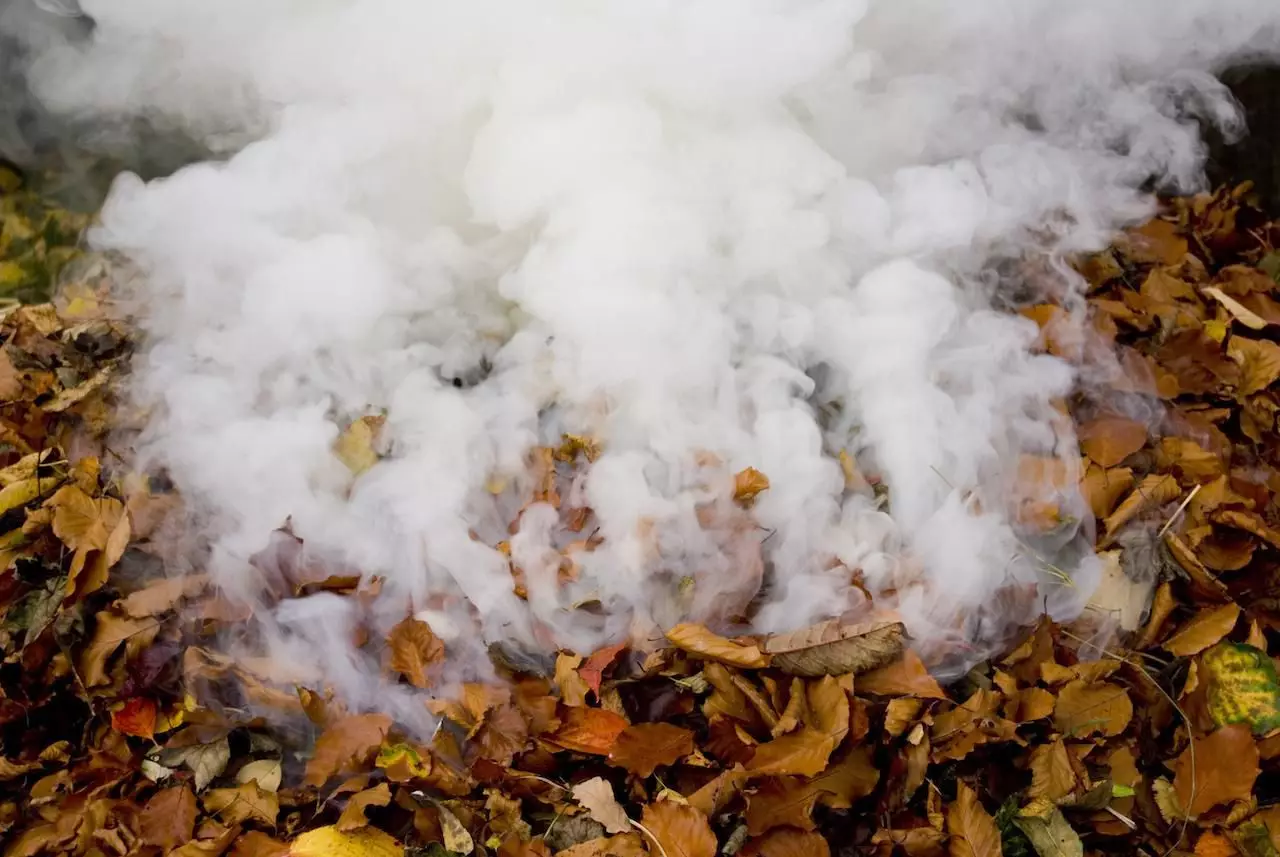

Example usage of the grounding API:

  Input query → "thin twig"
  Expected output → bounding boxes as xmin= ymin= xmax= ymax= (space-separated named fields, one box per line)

xmin=1158 ymin=484 xmax=1201 ymax=539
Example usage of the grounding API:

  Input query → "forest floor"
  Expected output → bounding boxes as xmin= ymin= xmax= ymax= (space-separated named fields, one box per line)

xmin=2 ymin=167 xmax=1280 ymax=857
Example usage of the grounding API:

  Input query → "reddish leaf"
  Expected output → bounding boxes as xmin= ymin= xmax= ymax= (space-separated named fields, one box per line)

xmin=550 ymin=706 xmax=629 ymax=755
xmin=140 ymin=785 xmax=197 ymax=852
xmin=111 ymin=697 xmax=158 ymax=739
xmin=1173 ymin=724 xmax=1260 ymax=817
xmin=608 ymin=723 xmax=695 ymax=777
xmin=579 ymin=642 xmax=626 ymax=695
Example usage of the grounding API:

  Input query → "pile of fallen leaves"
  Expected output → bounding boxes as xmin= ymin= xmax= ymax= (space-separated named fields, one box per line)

xmin=7 ymin=180 xmax=1280 ymax=857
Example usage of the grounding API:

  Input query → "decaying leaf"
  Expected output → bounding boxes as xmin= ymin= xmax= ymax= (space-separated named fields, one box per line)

xmin=640 ymin=801 xmax=717 ymax=857
xmin=763 ymin=617 xmax=905 ymax=677
xmin=1013 ymin=804 xmax=1083 ymax=857
xmin=203 ymin=781 xmax=279 ymax=827
xmin=948 ymin=782 xmax=1002 ymax=857
xmin=608 ymin=723 xmax=695 ymax=777
xmin=666 ymin=623 xmax=771 ymax=669
xmin=733 ymin=467 xmax=770 ymax=507
xmin=303 ymin=714 xmax=392 ymax=788
xmin=387 ymin=617 xmax=445 ymax=688
xmin=1172 ymin=724 xmax=1259 ymax=817
xmin=1052 ymin=681 xmax=1132 ymax=738
xmin=1200 ymin=642 xmax=1280 ymax=734
xmin=337 ymin=784 xmax=391 ymax=832
xmin=140 ymin=786 xmax=198 ymax=851
xmin=571 ymin=777 xmax=632 ymax=835
xmin=1163 ymin=603 xmax=1241 ymax=657
xmin=857 ymin=650 xmax=946 ymax=699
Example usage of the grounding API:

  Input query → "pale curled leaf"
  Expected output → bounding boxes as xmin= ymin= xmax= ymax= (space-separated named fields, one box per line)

xmin=763 ymin=618 xmax=905 ymax=677
xmin=665 ymin=623 xmax=770 ymax=669
xmin=572 ymin=776 xmax=632 ymax=835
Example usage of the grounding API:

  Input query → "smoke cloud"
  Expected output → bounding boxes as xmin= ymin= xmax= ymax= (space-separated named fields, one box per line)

xmin=16 ymin=1 xmax=1280 ymax=694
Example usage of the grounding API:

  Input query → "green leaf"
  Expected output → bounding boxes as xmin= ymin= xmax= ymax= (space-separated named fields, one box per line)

xmin=1202 ymin=642 xmax=1280 ymax=735
xmin=1110 ymin=784 xmax=1135 ymax=799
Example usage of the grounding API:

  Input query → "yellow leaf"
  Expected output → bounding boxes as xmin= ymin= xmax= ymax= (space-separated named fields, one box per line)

xmin=1163 ymin=604 xmax=1241 ymax=657
xmin=666 ymin=623 xmax=770 ymax=669
xmin=1103 ymin=473 xmax=1179 ymax=538
xmin=732 ymin=467 xmax=770 ymax=507
xmin=947 ymin=781 xmax=1003 ymax=857
xmin=1203 ymin=286 xmax=1269 ymax=330
xmin=334 ymin=415 xmax=385 ymax=476
xmin=288 ymin=826 xmax=402 ymax=857
xmin=1228 ymin=337 xmax=1280 ymax=395
xmin=1052 ymin=681 xmax=1132 ymax=738
xmin=0 ymin=476 xmax=51 ymax=516
xmin=202 ymin=781 xmax=279 ymax=826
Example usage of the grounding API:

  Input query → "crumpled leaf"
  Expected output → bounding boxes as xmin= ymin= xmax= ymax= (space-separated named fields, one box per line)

xmin=334 ymin=415 xmax=385 ymax=476
xmin=303 ymin=714 xmax=392 ymax=788
xmin=1163 ymin=603 xmax=1241 ymax=657
xmin=236 ymin=759 xmax=283 ymax=793
xmin=1103 ymin=473 xmax=1180 ymax=538
xmin=49 ymin=483 xmax=130 ymax=596
xmin=732 ymin=467 xmax=770 ymax=507
xmin=666 ymin=623 xmax=770 ymax=669
xmin=160 ymin=737 xmax=232 ymax=792
xmin=430 ymin=798 xmax=475 ymax=854
xmin=571 ymin=777 xmax=632 ymax=835
xmin=1028 ymin=739 xmax=1077 ymax=802
xmin=947 ymin=782 xmax=1002 ymax=857
xmin=337 ymin=783 xmax=390 ymax=832
xmin=388 ymin=617 xmax=445 ymax=688
xmin=763 ymin=617 xmax=905 ymax=677
xmin=203 ymin=781 xmax=279 ymax=827
xmin=608 ymin=723 xmax=695 ymax=777
xmin=639 ymin=801 xmax=716 ymax=857
xmin=1173 ymin=724 xmax=1259 ymax=817
xmin=1200 ymin=642 xmax=1280 ymax=734
xmin=1229 ymin=336 xmax=1280 ymax=394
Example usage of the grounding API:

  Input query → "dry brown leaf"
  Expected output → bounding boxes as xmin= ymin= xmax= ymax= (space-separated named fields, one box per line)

xmin=49 ymin=484 xmax=130 ymax=596
xmin=119 ymin=573 xmax=210 ymax=618
xmin=947 ymin=782 xmax=1002 ymax=857
xmin=387 ymin=617 xmax=445 ymax=688
xmin=745 ymin=728 xmax=837 ymax=777
xmin=810 ymin=746 xmax=880 ymax=809
xmin=1052 ymin=680 xmax=1132 ymax=738
xmin=608 ymin=722 xmax=695 ymax=777
xmin=733 ymin=467 xmax=771 ymax=507
xmin=885 ymin=698 xmax=924 ymax=737
xmin=229 ymin=832 xmax=290 ymax=857
xmin=805 ymin=675 xmax=850 ymax=745
xmin=79 ymin=610 xmax=156 ymax=687
xmin=1173 ymin=724 xmax=1259 ymax=817
xmin=666 ymin=623 xmax=771 ymax=669
xmin=140 ymin=785 xmax=198 ymax=852
xmin=1081 ymin=465 xmax=1134 ymax=520
xmin=744 ymin=777 xmax=820 ymax=835
xmin=337 ymin=783 xmax=391 ymax=832
xmin=1103 ymin=473 xmax=1180 ymax=538
xmin=1204 ymin=286 xmax=1270 ymax=329
xmin=571 ymin=777 xmax=632 ymax=835
xmin=763 ymin=617 xmax=904 ymax=677
xmin=203 ymin=781 xmax=279 ymax=827
xmin=1079 ymin=416 xmax=1148 ymax=467
xmin=1228 ymin=337 xmax=1280 ymax=394
xmin=1163 ymin=603 xmax=1241 ymax=657
xmin=551 ymin=706 xmax=629 ymax=755
xmin=555 ymin=653 xmax=591 ymax=706
xmin=640 ymin=801 xmax=716 ymax=857
xmin=553 ymin=835 xmax=646 ymax=857
xmin=1028 ymin=739 xmax=1078 ymax=801
xmin=857 ymin=650 xmax=946 ymax=699
xmin=302 ymin=713 xmax=392 ymax=788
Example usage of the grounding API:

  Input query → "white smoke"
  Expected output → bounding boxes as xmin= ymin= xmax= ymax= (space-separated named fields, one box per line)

xmin=19 ymin=1 xmax=1280 ymax=686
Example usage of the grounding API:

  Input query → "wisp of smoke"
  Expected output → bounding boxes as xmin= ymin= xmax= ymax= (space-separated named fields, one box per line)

xmin=14 ymin=0 xmax=1280 ymax=709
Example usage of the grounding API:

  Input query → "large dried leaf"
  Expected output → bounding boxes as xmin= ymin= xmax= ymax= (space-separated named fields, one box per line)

xmin=810 ymin=746 xmax=880 ymax=808
xmin=746 ymin=728 xmax=837 ymax=777
xmin=387 ymin=617 xmax=445 ymax=689
xmin=303 ymin=714 xmax=392 ymax=788
xmin=1079 ymin=416 xmax=1147 ymax=467
xmin=744 ymin=777 xmax=820 ymax=835
xmin=1163 ymin=603 xmax=1241 ymax=657
xmin=608 ymin=722 xmax=694 ymax=777
xmin=665 ymin=623 xmax=771 ymax=669
xmin=289 ymin=826 xmax=402 ymax=857
xmin=139 ymin=785 xmax=197 ymax=851
xmin=337 ymin=783 xmax=391 ymax=832
xmin=1028 ymin=739 xmax=1078 ymax=801
xmin=1228 ymin=337 xmax=1280 ymax=394
xmin=1172 ymin=724 xmax=1259 ymax=817
xmin=763 ymin=618 xmax=904 ymax=677
xmin=639 ymin=801 xmax=716 ymax=857
xmin=1052 ymin=681 xmax=1132 ymax=738
xmin=947 ymin=782 xmax=1002 ymax=857
xmin=1102 ymin=473 xmax=1180 ymax=538
xmin=856 ymin=650 xmax=945 ymax=699
xmin=160 ymin=738 xmax=232 ymax=792
xmin=571 ymin=777 xmax=632 ymax=835
xmin=752 ymin=829 xmax=832 ymax=857
xmin=203 ymin=781 xmax=279 ymax=827
xmin=1013 ymin=805 xmax=1082 ymax=857
xmin=551 ymin=706 xmax=629 ymax=755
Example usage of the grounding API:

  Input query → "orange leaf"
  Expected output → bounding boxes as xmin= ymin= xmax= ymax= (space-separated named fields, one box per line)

xmin=746 ymin=728 xmax=836 ymax=777
xmin=1163 ymin=604 xmax=1241 ymax=657
xmin=1103 ymin=473 xmax=1180 ymax=538
xmin=203 ymin=781 xmax=279 ymax=827
xmin=1194 ymin=831 xmax=1240 ymax=857
xmin=947 ymin=782 xmax=1002 ymax=857
xmin=303 ymin=713 xmax=392 ymax=788
xmin=229 ymin=832 xmax=290 ymax=857
xmin=1173 ymin=724 xmax=1259 ymax=817
xmin=751 ymin=829 xmax=831 ymax=857
xmin=337 ymin=783 xmax=391 ymax=832
xmin=387 ymin=618 xmax=445 ymax=689
xmin=551 ymin=706 xmax=628 ymax=755
xmin=608 ymin=722 xmax=695 ymax=777
xmin=1079 ymin=416 xmax=1147 ymax=467
xmin=640 ymin=801 xmax=717 ymax=857
xmin=744 ymin=777 xmax=819 ymax=835
xmin=733 ymin=467 xmax=770 ymax=507
xmin=139 ymin=786 xmax=197 ymax=852
xmin=666 ymin=623 xmax=771 ymax=669
xmin=112 ymin=697 xmax=158 ymax=739
xmin=810 ymin=745 xmax=880 ymax=809
xmin=856 ymin=650 xmax=945 ymax=699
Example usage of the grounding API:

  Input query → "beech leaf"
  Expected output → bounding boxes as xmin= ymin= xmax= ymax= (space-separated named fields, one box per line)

xmin=947 ymin=782 xmax=1002 ymax=857
xmin=571 ymin=776 xmax=632 ymax=835
xmin=665 ymin=623 xmax=771 ymax=669
xmin=1163 ymin=603 xmax=1241 ymax=657
xmin=639 ymin=801 xmax=717 ymax=857
xmin=387 ymin=617 xmax=445 ymax=688
xmin=763 ymin=617 xmax=905 ymax=677
xmin=857 ymin=650 xmax=946 ymax=699
xmin=608 ymin=722 xmax=695 ymax=777
xmin=303 ymin=713 xmax=392 ymax=788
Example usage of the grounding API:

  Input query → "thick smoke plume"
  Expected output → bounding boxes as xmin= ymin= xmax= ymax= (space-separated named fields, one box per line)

xmin=15 ymin=1 xmax=1280 ymax=703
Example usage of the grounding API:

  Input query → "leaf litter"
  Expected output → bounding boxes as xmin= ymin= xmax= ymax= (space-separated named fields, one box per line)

xmin=7 ymin=181 xmax=1280 ymax=857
